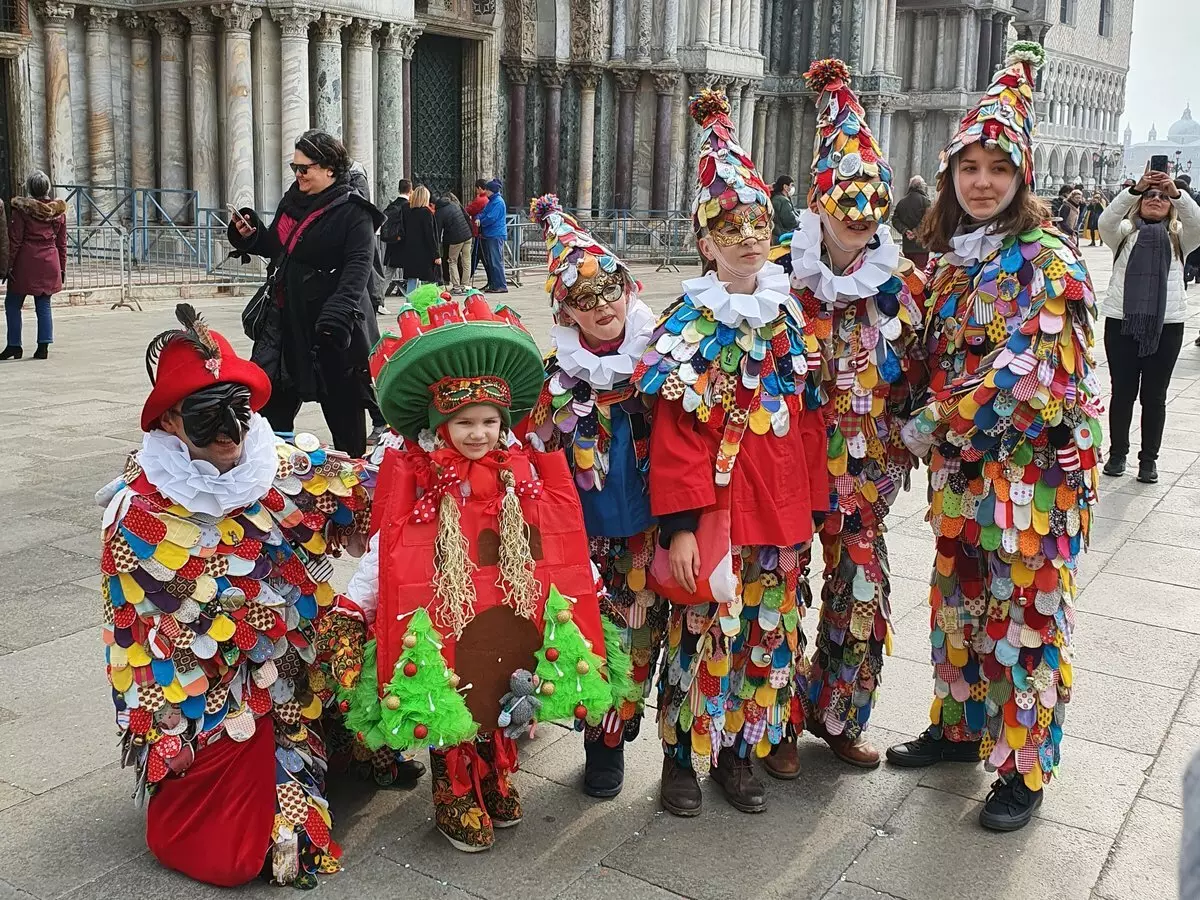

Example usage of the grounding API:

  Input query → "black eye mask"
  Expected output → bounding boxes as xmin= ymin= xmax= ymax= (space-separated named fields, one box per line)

xmin=178 ymin=383 xmax=252 ymax=447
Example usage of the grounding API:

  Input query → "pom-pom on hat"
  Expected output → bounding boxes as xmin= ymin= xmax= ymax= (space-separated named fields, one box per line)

xmin=805 ymin=58 xmax=893 ymax=223
xmin=939 ymin=41 xmax=1046 ymax=186
xmin=689 ymin=89 xmax=770 ymax=233
xmin=140 ymin=303 xmax=271 ymax=431
xmin=530 ymin=194 xmax=631 ymax=315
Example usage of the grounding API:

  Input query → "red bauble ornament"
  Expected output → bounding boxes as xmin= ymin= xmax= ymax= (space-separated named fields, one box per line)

xmin=356 ymin=731 xmax=365 ymax=742
xmin=404 ymin=662 xmax=418 ymax=677
xmin=339 ymin=700 xmax=350 ymax=713
xmin=574 ymin=704 xmax=588 ymax=719
xmin=546 ymin=648 xmax=560 ymax=662
xmin=413 ymin=724 xmax=429 ymax=739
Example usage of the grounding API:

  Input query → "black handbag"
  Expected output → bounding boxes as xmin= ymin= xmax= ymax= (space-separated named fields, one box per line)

xmin=242 ymin=266 xmax=278 ymax=341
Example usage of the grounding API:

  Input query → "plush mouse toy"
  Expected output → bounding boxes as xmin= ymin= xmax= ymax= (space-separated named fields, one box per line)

xmin=497 ymin=669 xmax=542 ymax=738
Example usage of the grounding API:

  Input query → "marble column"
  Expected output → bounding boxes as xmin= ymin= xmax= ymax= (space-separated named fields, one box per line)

xmin=880 ymin=103 xmax=893 ymax=154
xmin=664 ymin=0 xmax=680 ymax=57
xmin=636 ymin=0 xmax=652 ymax=61
xmin=727 ymin=79 xmax=744 ymax=132
xmin=152 ymin=12 xmax=189 ymax=211
xmin=38 ymin=1 xmax=74 ymax=191
xmin=789 ymin=96 xmax=806 ymax=178
xmin=910 ymin=110 xmax=927 ymax=183
xmin=763 ymin=97 xmax=779 ymax=179
xmin=272 ymin=7 xmax=317 ymax=195
xmin=377 ymin=24 xmax=405 ymax=200
xmin=313 ymin=13 xmax=349 ymax=137
xmin=126 ymin=15 xmax=155 ymax=192
xmin=686 ymin=72 xmax=713 ymax=176
xmin=541 ymin=64 xmax=566 ymax=196
xmin=742 ymin=81 xmax=759 ymax=149
xmin=848 ymin=0 xmax=864 ymax=72
xmin=738 ymin=0 xmax=751 ymax=50
xmin=614 ymin=67 xmax=641 ymax=210
xmin=84 ymin=7 xmax=117 ymax=204
xmin=955 ymin=10 xmax=969 ymax=91
xmin=346 ymin=19 xmax=379 ymax=171
xmin=976 ymin=13 xmax=992 ymax=90
xmin=990 ymin=13 xmax=1005 ymax=77
xmin=884 ymin=0 xmax=897 ymax=74
xmin=611 ymin=0 xmax=626 ymax=58
xmin=753 ymin=95 xmax=768 ymax=169
xmin=867 ymin=101 xmax=881 ymax=136
xmin=719 ymin=0 xmax=731 ymax=46
xmin=503 ymin=61 xmax=533 ymax=206
xmin=872 ymin=0 xmax=888 ymax=73
xmin=695 ymin=0 xmax=710 ymax=46
xmin=400 ymin=27 xmax=421 ymax=177
xmin=749 ymin=0 xmax=762 ymax=53
xmin=575 ymin=67 xmax=601 ymax=211
xmin=933 ymin=11 xmax=947 ymax=89
xmin=829 ymin=0 xmax=843 ymax=58
xmin=216 ymin=3 xmax=261 ymax=211
xmin=651 ymin=69 xmax=678 ymax=213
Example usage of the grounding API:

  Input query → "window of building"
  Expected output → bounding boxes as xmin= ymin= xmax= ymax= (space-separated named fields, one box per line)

xmin=1059 ymin=0 xmax=1077 ymax=25
xmin=1099 ymin=0 xmax=1113 ymax=36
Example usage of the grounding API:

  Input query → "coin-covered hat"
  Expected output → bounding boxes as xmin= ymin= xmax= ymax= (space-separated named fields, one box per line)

xmin=804 ymin=58 xmax=893 ymax=223
xmin=689 ymin=89 xmax=771 ymax=233
xmin=530 ymin=193 xmax=632 ymax=316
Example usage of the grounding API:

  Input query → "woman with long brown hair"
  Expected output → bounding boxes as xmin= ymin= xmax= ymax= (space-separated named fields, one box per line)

xmin=884 ymin=43 xmax=1104 ymax=833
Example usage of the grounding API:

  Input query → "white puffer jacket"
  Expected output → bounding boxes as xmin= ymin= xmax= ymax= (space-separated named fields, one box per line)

xmin=1098 ymin=188 xmax=1200 ymax=323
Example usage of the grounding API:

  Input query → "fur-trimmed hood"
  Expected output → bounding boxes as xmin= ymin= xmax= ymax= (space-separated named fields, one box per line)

xmin=11 ymin=196 xmax=67 ymax=221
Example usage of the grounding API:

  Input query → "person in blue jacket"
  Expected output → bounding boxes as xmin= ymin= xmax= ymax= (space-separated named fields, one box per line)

xmin=475 ymin=179 xmax=509 ymax=293
xmin=526 ymin=194 xmax=666 ymax=798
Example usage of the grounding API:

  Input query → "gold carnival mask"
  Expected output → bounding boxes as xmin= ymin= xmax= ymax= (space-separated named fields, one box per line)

xmin=708 ymin=204 xmax=772 ymax=246
xmin=563 ymin=271 xmax=626 ymax=312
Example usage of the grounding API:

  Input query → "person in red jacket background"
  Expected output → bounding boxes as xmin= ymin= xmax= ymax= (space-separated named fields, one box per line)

xmin=465 ymin=179 xmax=490 ymax=286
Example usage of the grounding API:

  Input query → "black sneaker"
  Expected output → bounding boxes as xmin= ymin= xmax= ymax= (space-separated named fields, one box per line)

xmin=1137 ymin=460 xmax=1158 ymax=484
xmin=885 ymin=727 xmax=981 ymax=768
xmin=583 ymin=739 xmax=625 ymax=799
xmin=1102 ymin=454 xmax=1127 ymax=477
xmin=979 ymin=775 xmax=1043 ymax=831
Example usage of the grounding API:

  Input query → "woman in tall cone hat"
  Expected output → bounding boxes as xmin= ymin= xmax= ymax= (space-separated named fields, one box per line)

xmin=634 ymin=90 xmax=828 ymax=816
xmin=884 ymin=42 xmax=1103 ymax=832
xmin=780 ymin=59 xmax=928 ymax=774
xmin=526 ymin=194 xmax=665 ymax=799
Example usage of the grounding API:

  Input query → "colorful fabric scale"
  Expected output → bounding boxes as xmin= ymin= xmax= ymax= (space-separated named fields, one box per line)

xmin=659 ymin=544 xmax=814 ymax=769
xmin=912 ymin=227 xmax=1101 ymax=789
xmin=100 ymin=436 xmax=372 ymax=876
xmin=689 ymin=89 xmax=771 ymax=231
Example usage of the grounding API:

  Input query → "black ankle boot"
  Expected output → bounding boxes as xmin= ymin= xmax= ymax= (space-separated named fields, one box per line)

xmin=33 ymin=343 xmax=48 ymax=359
xmin=1137 ymin=460 xmax=1158 ymax=484
xmin=0 ymin=345 xmax=20 ymax=360
xmin=1102 ymin=454 xmax=1126 ymax=477
xmin=979 ymin=775 xmax=1043 ymax=831
xmin=885 ymin=727 xmax=981 ymax=768
xmin=583 ymin=739 xmax=625 ymax=799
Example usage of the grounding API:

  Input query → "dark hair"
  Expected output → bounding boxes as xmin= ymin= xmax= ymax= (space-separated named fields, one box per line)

xmin=1058 ymin=185 xmax=1072 ymax=197
xmin=397 ymin=178 xmax=412 ymax=194
xmin=1176 ymin=176 xmax=1192 ymax=189
xmin=475 ymin=178 xmax=489 ymax=191
xmin=772 ymin=175 xmax=794 ymax=194
xmin=919 ymin=176 xmax=1051 ymax=254
xmin=294 ymin=129 xmax=349 ymax=179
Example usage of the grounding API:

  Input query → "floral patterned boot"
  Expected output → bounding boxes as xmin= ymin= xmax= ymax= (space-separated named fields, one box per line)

xmin=477 ymin=732 xmax=522 ymax=828
xmin=429 ymin=744 xmax=494 ymax=852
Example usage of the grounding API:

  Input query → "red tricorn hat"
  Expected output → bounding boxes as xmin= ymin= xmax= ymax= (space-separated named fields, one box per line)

xmin=140 ymin=303 xmax=271 ymax=431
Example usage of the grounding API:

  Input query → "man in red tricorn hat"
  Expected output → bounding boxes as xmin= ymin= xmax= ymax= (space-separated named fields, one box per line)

xmin=97 ymin=304 xmax=376 ymax=887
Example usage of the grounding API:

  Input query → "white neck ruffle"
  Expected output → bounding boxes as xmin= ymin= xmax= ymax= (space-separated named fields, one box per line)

xmin=681 ymin=261 xmax=790 ymax=328
xmin=946 ymin=225 xmax=1006 ymax=266
xmin=789 ymin=209 xmax=900 ymax=305
xmin=550 ymin=296 xmax=656 ymax=390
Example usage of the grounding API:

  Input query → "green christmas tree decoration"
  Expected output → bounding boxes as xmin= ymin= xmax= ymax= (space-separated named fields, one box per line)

xmin=377 ymin=608 xmax=477 ymax=750
xmin=338 ymin=638 xmax=389 ymax=750
xmin=601 ymin=616 xmax=640 ymax=711
xmin=533 ymin=586 xmax=610 ymax=725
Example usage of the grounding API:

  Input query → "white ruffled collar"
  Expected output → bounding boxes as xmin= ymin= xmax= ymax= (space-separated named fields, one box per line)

xmin=788 ymin=209 xmax=900 ymax=306
xmin=550 ymin=297 xmax=655 ymax=390
xmin=946 ymin=225 xmax=1006 ymax=266
xmin=136 ymin=414 xmax=280 ymax=517
xmin=681 ymin=262 xmax=791 ymax=328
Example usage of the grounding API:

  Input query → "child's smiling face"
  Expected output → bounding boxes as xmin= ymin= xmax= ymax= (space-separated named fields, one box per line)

xmin=446 ymin=403 xmax=503 ymax=459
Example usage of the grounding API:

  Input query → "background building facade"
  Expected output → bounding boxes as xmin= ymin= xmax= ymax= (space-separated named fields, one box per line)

xmin=1123 ymin=108 xmax=1200 ymax=184
xmin=0 ymin=0 xmax=1134 ymax=221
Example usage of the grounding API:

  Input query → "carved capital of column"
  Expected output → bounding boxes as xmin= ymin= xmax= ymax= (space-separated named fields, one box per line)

xmin=85 ymin=7 xmax=117 ymax=31
xmin=349 ymin=19 xmax=380 ymax=47
xmin=399 ymin=24 xmax=423 ymax=58
xmin=574 ymin=64 xmax=603 ymax=91
xmin=759 ymin=94 xmax=776 ymax=113
xmin=213 ymin=3 xmax=260 ymax=34
xmin=613 ymin=65 xmax=643 ymax=93
xmin=540 ymin=62 xmax=568 ymax=88
xmin=686 ymin=71 xmax=716 ymax=94
xmin=124 ymin=12 xmax=150 ymax=38
xmin=314 ymin=11 xmax=350 ymax=43
xmin=652 ymin=67 xmax=679 ymax=95
xmin=379 ymin=21 xmax=404 ymax=51
xmin=745 ymin=79 xmax=762 ymax=95
xmin=150 ymin=10 xmax=185 ymax=38
xmin=271 ymin=6 xmax=318 ymax=38
xmin=789 ymin=94 xmax=808 ymax=114
xmin=36 ymin=1 xmax=74 ymax=24
xmin=180 ymin=7 xmax=216 ymax=35
xmin=910 ymin=109 xmax=927 ymax=123
xmin=502 ymin=58 xmax=535 ymax=86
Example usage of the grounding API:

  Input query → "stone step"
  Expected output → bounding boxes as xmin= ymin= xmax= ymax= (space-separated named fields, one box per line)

xmin=56 ymin=282 xmax=258 ymax=308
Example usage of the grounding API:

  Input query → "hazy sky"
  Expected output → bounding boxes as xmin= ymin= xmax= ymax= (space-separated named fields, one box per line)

xmin=1121 ymin=0 xmax=1199 ymax=141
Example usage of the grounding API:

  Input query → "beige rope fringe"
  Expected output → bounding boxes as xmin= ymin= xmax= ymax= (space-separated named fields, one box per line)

xmin=432 ymin=491 xmax=477 ymax=637
xmin=497 ymin=469 xmax=539 ymax=621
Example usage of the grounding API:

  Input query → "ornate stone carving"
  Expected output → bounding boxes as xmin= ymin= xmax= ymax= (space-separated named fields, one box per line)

xmin=502 ymin=59 xmax=535 ymax=86
xmin=505 ymin=0 xmax=537 ymax=60
xmin=789 ymin=93 xmax=807 ymax=112
xmin=85 ymin=7 xmax=117 ymax=31
xmin=124 ymin=13 xmax=150 ymax=38
xmin=686 ymin=71 xmax=716 ymax=93
xmin=652 ymin=68 xmax=679 ymax=95
xmin=379 ymin=21 xmax=405 ymax=52
xmin=213 ymin=3 xmax=260 ymax=33
xmin=150 ymin=11 xmax=185 ymax=38
xmin=271 ymin=6 xmax=318 ymax=38
xmin=574 ymin=64 xmax=603 ymax=92
xmin=613 ymin=66 xmax=643 ymax=92
xmin=910 ymin=109 xmax=927 ymax=122
xmin=314 ymin=11 xmax=350 ymax=42
xmin=399 ymin=24 xmax=422 ymax=58
xmin=473 ymin=0 xmax=497 ymax=25
xmin=569 ymin=0 xmax=605 ymax=63
xmin=180 ymin=7 xmax=216 ymax=35
xmin=540 ymin=62 xmax=568 ymax=88
xmin=348 ymin=19 xmax=380 ymax=47
xmin=36 ymin=1 xmax=73 ymax=23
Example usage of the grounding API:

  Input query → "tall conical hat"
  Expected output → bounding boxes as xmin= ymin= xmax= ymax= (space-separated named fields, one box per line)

xmin=939 ymin=41 xmax=1046 ymax=186
xmin=529 ymin=194 xmax=631 ymax=315
xmin=804 ymin=58 xmax=893 ymax=222
xmin=689 ymin=89 xmax=770 ymax=232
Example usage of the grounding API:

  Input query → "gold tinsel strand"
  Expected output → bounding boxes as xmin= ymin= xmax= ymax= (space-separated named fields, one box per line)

xmin=496 ymin=469 xmax=539 ymax=621
xmin=431 ymin=492 xmax=477 ymax=637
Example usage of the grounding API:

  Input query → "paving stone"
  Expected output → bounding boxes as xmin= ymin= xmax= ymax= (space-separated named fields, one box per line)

xmin=0 ymin=782 xmax=32 ymax=813
xmin=0 ymin=881 xmax=39 ymax=900
xmin=1070 ymin=611 xmax=1200 ymax=688
xmin=1180 ymin=679 xmax=1200 ymax=727
xmin=1088 ymin=491 xmax=1158 ymax=523
xmin=851 ymin=787 xmax=1112 ymax=900
xmin=1075 ymin=551 xmax=1111 ymax=591
xmin=1140 ymin=721 xmax=1200 ymax=810
xmin=0 ymin=697 xmax=119 ymax=795
xmin=1105 ymin=470 xmax=1179 ymax=499
xmin=0 ymin=581 xmax=105 ymax=652
xmin=560 ymin=866 xmax=687 ymax=899
xmin=0 ymin=628 xmax=108 ymax=716
xmin=1082 ymin=516 xmax=1139 ymax=555
xmin=1126 ymin=510 xmax=1200 ymax=551
xmin=1107 ymin=540 xmax=1200 ymax=588
xmin=866 ymin=655 xmax=936 ymax=739
xmin=0 ymin=515 xmax=88 ymax=557
xmin=1076 ymin=572 xmax=1200 ymax=634
xmin=822 ymin=882 xmax=911 ymax=900
xmin=0 ymin=545 xmax=100 ymax=601
xmin=1093 ymin=798 xmax=1181 ymax=900
xmin=874 ymin=533 xmax=935 ymax=582
xmin=1065 ymin=668 xmax=1181 ymax=754
xmin=882 ymin=575 xmax=929 ymax=622
xmin=1154 ymin=485 xmax=1200 ymax=517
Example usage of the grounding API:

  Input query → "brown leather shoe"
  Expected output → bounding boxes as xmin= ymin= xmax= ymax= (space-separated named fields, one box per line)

xmin=808 ymin=717 xmax=881 ymax=769
xmin=659 ymin=756 xmax=702 ymax=817
xmin=761 ymin=738 xmax=801 ymax=780
xmin=710 ymin=747 xmax=767 ymax=813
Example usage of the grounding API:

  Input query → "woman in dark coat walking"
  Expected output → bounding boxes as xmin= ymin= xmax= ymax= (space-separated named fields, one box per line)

xmin=2 ymin=170 xmax=64 ymax=360
xmin=399 ymin=185 xmax=440 ymax=291
xmin=229 ymin=129 xmax=382 ymax=457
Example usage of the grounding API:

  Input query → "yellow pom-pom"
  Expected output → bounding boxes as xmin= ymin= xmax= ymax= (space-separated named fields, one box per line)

xmin=556 ymin=609 xmax=572 ymax=624
xmin=384 ymin=695 xmax=401 ymax=711
xmin=576 ymin=660 xmax=590 ymax=675
xmin=403 ymin=634 xmax=418 ymax=649
xmin=804 ymin=57 xmax=852 ymax=92
xmin=541 ymin=681 xmax=557 ymax=696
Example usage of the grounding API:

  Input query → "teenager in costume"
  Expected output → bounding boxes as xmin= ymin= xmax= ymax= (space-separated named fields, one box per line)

xmin=776 ymin=59 xmax=927 ymax=773
xmin=884 ymin=43 xmax=1103 ymax=832
xmin=634 ymin=90 xmax=828 ymax=816
xmin=330 ymin=294 xmax=619 ymax=852
xmin=98 ymin=305 xmax=374 ymax=887
xmin=526 ymin=194 xmax=664 ymax=798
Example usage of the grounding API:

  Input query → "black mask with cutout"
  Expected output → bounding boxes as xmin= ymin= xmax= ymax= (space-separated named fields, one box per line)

xmin=178 ymin=383 xmax=252 ymax=447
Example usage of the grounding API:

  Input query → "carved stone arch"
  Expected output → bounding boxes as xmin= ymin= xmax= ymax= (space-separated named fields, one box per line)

xmin=1064 ymin=147 xmax=1078 ymax=180
xmin=1049 ymin=146 xmax=1062 ymax=181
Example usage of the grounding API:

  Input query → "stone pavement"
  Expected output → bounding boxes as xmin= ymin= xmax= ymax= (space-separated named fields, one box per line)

xmin=0 ymin=246 xmax=1196 ymax=900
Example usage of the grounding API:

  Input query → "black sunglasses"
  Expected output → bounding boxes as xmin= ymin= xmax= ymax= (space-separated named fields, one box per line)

xmin=1143 ymin=190 xmax=1170 ymax=201
xmin=290 ymin=162 xmax=323 ymax=175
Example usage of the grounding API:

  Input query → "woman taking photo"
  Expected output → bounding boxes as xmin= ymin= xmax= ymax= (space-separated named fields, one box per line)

xmin=2 ymin=171 xmax=65 ymax=361
xmin=1098 ymin=167 xmax=1200 ymax=483
xmin=885 ymin=43 xmax=1104 ymax=833
xmin=400 ymin=185 xmax=441 ymax=293
xmin=229 ymin=129 xmax=381 ymax=458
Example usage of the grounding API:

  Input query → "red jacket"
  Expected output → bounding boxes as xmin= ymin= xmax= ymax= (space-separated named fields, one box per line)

xmin=8 ymin=197 xmax=67 ymax=296
xmin=465 ymin=195 xmax=488 ymax=237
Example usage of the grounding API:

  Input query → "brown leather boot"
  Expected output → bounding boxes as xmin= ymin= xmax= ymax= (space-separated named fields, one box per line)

xmin=659 ymin=755 xmax=702 ymax=817
xmin=808 ymin=717 xmax=881 ymax=769
xmin=761 ymin=737 xmax=801 ymax=780
xmin=710 ymin=746 xmax=767 ymax=813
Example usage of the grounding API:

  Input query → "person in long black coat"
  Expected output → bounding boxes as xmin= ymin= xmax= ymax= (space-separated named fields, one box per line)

xmin=229 ymin=129 xmax=382 ymax=458
xmin=398 ymin=185 xmax=441 ymax=290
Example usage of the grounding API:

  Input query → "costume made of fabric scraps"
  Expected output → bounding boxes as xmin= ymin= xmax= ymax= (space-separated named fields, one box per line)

xmin=99 ymin=305 xmax=373 ymax=888
xmin=895 ymin=44 xmax=1103 ymax=814
xmin=525 ymin=194 xmax=666 ymax=797
xmin=334 ymin=293 xmax=617 ymax=852
xmin=782 ymin=60 xmax=928 ymax=759
xmin=633 ymin=91 xmax=828 ymax=800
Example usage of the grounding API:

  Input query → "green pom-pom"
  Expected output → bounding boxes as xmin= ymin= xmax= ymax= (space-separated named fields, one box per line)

xmin=1006 ymin=40 xmax=1046 ymax=70
xmin=406 ymin=283 xmax=447 ymax=324
xmin=601 ymin=615 xmax=640 ymax=710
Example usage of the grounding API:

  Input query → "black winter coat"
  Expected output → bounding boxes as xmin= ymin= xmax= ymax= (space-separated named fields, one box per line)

xmin=892 ymin=188 xmax=931 ymax=256
xmin=434 ymin=197 xmax=473 ymax=246
xmin=400 ymin=205 xmax=440 ymax=282
xmin=380 ymin=195 xmax=409 ymax=268
xmin=230 ymin=187 xmax=384 ymax=404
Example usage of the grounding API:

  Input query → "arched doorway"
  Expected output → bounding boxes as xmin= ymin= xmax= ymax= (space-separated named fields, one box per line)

xmin=411 ymin=34 xmax=464 ymax=197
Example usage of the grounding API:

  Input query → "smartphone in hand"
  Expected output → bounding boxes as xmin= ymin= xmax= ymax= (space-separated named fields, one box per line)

xmin=1150 ymin=155 xmax=1170 ymax=173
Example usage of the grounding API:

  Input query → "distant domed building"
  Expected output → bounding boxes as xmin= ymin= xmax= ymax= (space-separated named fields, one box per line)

xmin=1123 ymin=106 xmax=1200 ymax=182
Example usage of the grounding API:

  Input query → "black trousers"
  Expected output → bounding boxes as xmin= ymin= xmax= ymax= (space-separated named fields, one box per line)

xmin=1104 ymin=317 xmax=1185 ymax=462
xmin=261 ymin=384 xmax=368 ymax=459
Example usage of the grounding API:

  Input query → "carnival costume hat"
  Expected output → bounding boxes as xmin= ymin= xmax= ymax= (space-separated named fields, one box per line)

xmin=939 ymin=40 xmax=1046 ymax=186
xmin=804 ymin=58 xmax=893 ymax=222
xmin=530 ymin=194 xmax=633 ymax=316
xmin=689 ymin=89 xmax=771 ymax=233
xmin=141 ymin=303 xmax=271 ymax=432
xmin=373 ymin=292 xmax=545 ymax=439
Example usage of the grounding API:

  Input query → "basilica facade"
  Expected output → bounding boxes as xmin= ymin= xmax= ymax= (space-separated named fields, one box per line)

xmin=1 ymin=0 xmax=1133 ymax=221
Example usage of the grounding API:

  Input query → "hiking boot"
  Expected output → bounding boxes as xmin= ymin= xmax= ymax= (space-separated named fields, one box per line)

xmin=807 ymin=717 xmax=881 ymax=769
xmin=979 ymin=775 xmax=1043 ymax=832
xmin=885 ymin=727 xmax=981 ymax=768
xmin=1137 ymin=460 xmax=1158 ymax=484
xmin=761 ymin=738 xmax=801 ymax=780
xmin=710 ymin=746 xmax=767 ymax=813
xmin=659 ymin=755 xmax=702 ymax=817
xmin=1102 ymin=454 xmax=1126 ymax=477
xmin=430 ymin=747 xmax=494 ymax=852
xmin=583 ymin=738 xmax=625 ymax=799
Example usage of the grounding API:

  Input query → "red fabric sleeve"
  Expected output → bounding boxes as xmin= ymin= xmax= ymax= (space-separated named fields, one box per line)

xmin=649 ymin=398 xmax=717 ymax=517
xmin=799 ymin=405 xmax=830 ymax=516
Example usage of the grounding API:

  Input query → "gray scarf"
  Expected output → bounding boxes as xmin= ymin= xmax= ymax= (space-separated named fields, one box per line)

xmin=1121 ymin=219 xmax=1171 ymax=357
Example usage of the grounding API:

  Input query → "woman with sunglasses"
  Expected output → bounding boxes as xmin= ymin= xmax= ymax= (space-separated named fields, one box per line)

xmin=229 ymin=129 xmax=383 ymax=458
xmin=1097 ymin=167 xmax=1200 ymax=484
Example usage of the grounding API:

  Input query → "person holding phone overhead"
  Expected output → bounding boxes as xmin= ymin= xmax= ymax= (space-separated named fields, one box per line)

xmin=228 ymin=129 xmax=382 ymax=458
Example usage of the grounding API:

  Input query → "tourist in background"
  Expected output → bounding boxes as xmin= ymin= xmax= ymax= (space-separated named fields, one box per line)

xmin=1098 ymin=168 xmax=1200 ymax=483
xmin=770 ymin=174 xmax=798 ymax=243
xmin=381 ymin=178 xmax=412 ymax=289
xmin=434 ymin=191 xmax=474 ymax=294
xmin=3 ymin=171 xmax=63 ymax=361
xmin=400 ymin=185 xmax=441 ymax=293
xmin=476 ymin=178 xmax=509 ymax=293
xmin=892 ymin=174 xmax=932 ymax=269
xmin=466 ymin=179 xmax=490 ymax=284
xmin=1083 ymin=191 xmax=1106 ymax=246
